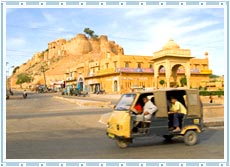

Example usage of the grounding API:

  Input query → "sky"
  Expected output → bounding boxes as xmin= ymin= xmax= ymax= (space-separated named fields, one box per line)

xmin=6 ymin=8 xmax=225 ymax=75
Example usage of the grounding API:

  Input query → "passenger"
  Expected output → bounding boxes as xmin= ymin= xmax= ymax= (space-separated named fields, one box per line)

xmin=142 ymin=96 xmax=158 ymax=121
xmin=133 ymin=96 xmax=157 ymax=128
xmin=168 ymin=96 xmax=187 ymax=132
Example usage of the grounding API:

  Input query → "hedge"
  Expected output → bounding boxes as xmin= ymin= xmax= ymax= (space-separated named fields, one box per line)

xmin=199 ymin=90 xmax=224 ymax=96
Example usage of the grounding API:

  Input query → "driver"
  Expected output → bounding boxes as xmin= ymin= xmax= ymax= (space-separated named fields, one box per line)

xmin=133 ymin=102 xmax=143 ymax=114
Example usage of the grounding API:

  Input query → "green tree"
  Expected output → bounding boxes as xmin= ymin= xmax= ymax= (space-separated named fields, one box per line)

xmin=180 ymin=77 xmax=187 ymax=87
xmin=83 ymin=28 xmax=98 ymax=39
xmin=16 ymin=73 xmax=33 ymax=88
xmin=209 ymin=74 xmax=219 ymax=78
xmin=159 ymin=79 xmax=165 ymax=87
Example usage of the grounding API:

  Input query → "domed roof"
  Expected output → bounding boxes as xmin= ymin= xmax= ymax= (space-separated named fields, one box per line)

xmin=163 ymin=38 xmax=180 ymax=50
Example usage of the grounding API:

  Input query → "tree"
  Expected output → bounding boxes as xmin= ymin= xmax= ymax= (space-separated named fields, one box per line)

xmin=209 ymin=74 xmax=219 ymax=78
xmin=83 ymin=28 xmax=98 ymax=39
xmin=180 ymin=77 xmax=187 ymax=87
xmin=39 ymin=63 xmax=49 ymax=88
xmin=159 ymin=79 xmax=165 ymax=87
xmin=16 ymin=73 xmax=33 ymax=88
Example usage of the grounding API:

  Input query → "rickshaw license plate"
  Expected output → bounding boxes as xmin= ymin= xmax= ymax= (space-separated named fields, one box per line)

xmin=108 ymin=133 xmax=115 ymax=138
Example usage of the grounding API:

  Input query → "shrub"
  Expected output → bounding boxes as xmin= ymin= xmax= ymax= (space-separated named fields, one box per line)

xmin=199 ymin=90 xmax=224 ymax=96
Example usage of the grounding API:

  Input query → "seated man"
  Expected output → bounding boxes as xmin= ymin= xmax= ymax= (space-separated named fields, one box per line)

xmin=142 ymin=96 xmax=158 ymax=121
xmin=135 ymin=96 xmax=158 ymax=122
xmin=168 ymin=96 xmax=187 ymax=132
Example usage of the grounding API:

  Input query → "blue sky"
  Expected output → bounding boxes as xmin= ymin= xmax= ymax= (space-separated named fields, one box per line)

xmin=6 ymin=8 xmax=224 ymax=75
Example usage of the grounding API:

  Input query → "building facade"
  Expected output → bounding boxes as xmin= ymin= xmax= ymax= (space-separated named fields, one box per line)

xmin=63 ymin=39 xmax=213 ymax=94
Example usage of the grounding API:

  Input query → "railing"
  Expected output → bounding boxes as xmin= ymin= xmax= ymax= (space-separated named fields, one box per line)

xmin=86 ymin=68 xmax=212 ymax=76
xmin=116 ymin=68 xmax=154 ymax=73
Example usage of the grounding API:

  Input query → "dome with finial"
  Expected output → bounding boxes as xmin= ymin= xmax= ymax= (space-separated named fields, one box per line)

xmin=162 ymin=38 xmax=180 ymax=50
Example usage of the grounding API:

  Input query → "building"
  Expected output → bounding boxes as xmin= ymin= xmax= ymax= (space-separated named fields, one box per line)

xmin=64 ymin=39 xmax=213 ymax=94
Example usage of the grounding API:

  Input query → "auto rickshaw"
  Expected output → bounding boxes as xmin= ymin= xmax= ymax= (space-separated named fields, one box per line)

xmin=106 ymin=88 xmax=204 ymax=148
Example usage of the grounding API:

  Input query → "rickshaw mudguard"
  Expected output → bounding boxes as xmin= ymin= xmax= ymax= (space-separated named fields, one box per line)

xmin=107 ymin=111 xmax=131 ymax=138
xmin=180 ymin=125 xmax=202 ymax=135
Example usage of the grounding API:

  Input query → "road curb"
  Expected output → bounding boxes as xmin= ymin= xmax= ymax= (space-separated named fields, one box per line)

xmin=203 ymin=121 xmax=224 ymax=127
xmin=53 ymin=96 xmax=111 ymax=108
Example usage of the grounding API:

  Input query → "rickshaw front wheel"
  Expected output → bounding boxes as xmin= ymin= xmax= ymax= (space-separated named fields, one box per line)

xmin=116 ymin=139 xmax=129 ymax=148
xmin=184 ymin=130 xmax=198 ymax=146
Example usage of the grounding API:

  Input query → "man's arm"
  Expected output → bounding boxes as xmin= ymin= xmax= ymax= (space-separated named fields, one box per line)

xmin=144 ymin=103 xmax=158 ymax=115
xmin=168 ymin=102 xmax=180 ymax=114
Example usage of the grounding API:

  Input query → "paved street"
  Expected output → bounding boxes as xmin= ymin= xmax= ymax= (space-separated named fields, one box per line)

xmin=6 ymin=92 xmax=224 ymax=159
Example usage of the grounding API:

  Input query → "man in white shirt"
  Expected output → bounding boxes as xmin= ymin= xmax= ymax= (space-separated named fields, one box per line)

xmin=142 ymin=96 xmax=158 ymax=121
xmin=133 ymin=96 xmax=158 ymax=125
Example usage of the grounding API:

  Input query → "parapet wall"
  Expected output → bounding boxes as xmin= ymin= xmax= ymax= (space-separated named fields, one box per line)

xmin=203 ymin=105 xmax=224 ymax=118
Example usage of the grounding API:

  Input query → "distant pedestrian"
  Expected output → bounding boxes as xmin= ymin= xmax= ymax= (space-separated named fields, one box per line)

xmin=209 ymin=95 xmax=213 ymax=103
xmin=23 ymin=90 xmax=27 ymax=99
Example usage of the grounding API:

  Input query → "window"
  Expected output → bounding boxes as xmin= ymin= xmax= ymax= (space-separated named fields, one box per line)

xmin=106 ymin=63 xmax=109 ymax=69
xmin=114 ymin=61 xmax=117 ymax=68
xmin=115 ymin=94 xmax=136 ymax=111
xmin=137 ymin=63 xmax=141 ymax=68
xmin=149 ymin=64 xmax=153 ymax=68
xmin=125 ymin=62 xmax=129 ymax=68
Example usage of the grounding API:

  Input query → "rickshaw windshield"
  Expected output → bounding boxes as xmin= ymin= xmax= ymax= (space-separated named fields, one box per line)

xmin=114 ymin=94 xmax=136 ymax=111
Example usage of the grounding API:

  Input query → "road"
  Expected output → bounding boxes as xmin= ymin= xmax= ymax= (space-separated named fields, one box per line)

xmin=6 ymin=92 xmax=224 ymax=159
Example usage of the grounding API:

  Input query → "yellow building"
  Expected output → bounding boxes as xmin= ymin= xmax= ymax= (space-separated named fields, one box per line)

xmin=64 ymin=39 xmax=213 ymax=94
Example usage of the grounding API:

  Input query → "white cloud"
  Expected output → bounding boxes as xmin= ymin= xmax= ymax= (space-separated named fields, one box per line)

xmin=7 ymin=37 xmax=26 ymax=48
xmin=28 ymin=21 xmax=46 ymax=29
xmin=124 ymin=8 xmax=156 ymax=18
xmin=42 ymin=11 xmax=57 ymax=23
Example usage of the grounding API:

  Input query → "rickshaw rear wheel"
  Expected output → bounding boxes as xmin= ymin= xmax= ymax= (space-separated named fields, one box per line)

xmin=116 ymin=139 xmax=129 ymax=148
xmin=184 ymin=130 xmax=198 ymax=146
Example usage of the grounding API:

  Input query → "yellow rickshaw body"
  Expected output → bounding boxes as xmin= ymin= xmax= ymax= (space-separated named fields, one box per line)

xmin=107 ymin=111 xmax=131 ymax=138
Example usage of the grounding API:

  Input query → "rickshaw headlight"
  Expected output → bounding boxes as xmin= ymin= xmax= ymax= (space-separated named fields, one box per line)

xmin=116 ymin=124 xmax=123 ymax=130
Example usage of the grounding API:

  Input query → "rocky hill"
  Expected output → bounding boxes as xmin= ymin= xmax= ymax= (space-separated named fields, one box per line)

xmin=10 ymin=34 xmax=124 ymax=89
